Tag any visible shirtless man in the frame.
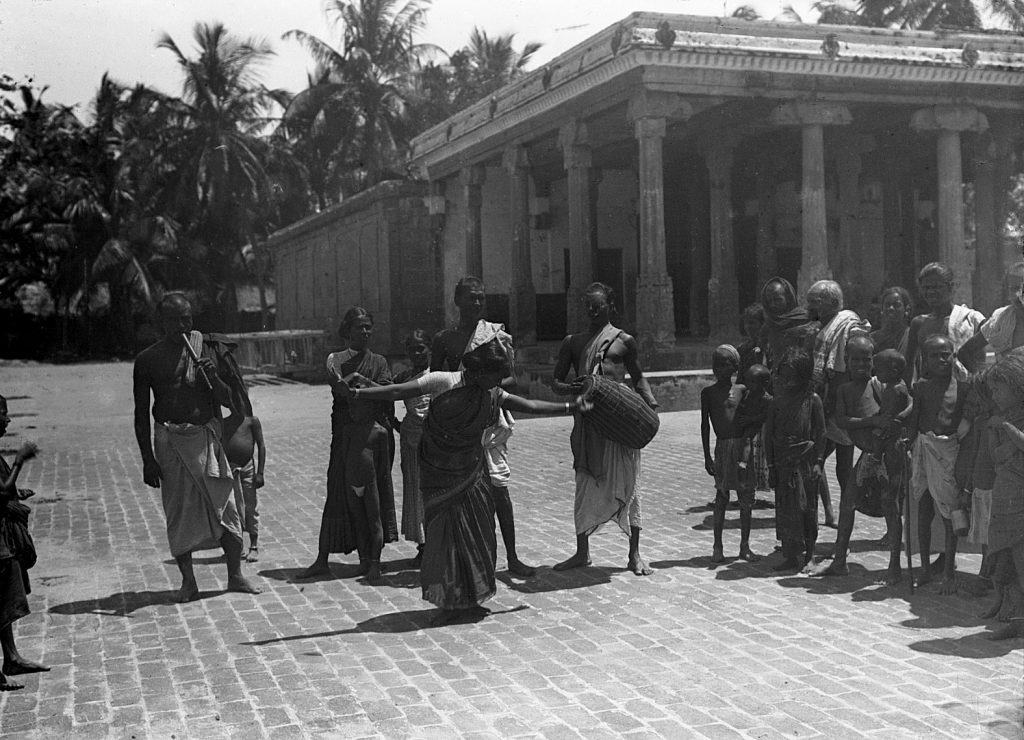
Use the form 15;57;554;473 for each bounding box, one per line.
133;294;261;602
431;276;536;578
906;334;971;594
551;282;658;576
904;262;985;379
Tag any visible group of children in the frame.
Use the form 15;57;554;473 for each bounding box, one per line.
701;264;1024;640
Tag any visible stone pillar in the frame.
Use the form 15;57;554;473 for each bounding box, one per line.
754;153;777;290
503;145;537;345
559;121;593;333
973;135;999;314
702;141;739;339
770;102;852;298
911;104;988;307
462;165;485;278
627;91;691;351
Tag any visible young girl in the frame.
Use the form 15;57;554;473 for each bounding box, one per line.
0;394;49;691
980;350;1024;639
764;347;826;572
392;330;432;565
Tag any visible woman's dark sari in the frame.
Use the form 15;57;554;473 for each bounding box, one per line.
418;384;502;610
319;350;398;557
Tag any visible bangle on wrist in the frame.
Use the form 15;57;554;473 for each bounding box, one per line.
352;387;360;399
565;401;571;412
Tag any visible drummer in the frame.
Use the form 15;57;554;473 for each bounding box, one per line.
551;282;659;576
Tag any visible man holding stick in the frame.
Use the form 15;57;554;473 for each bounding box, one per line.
133;294;260;602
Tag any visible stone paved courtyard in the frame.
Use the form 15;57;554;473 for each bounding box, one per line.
0;361;1021;739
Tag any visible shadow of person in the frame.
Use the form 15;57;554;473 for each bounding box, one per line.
646;555;773;580
241;605;531;645
163;555;227;566
259;562;365;583
908;631;1023;658
690;513;777;533
496;565;617;594
49;590;190;617
773;563;876;596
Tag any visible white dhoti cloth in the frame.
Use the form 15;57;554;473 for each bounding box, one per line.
574;440;642;537
154;421;242;557
968;489;992;546
910;432;960;519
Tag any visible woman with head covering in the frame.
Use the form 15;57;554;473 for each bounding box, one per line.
297;307;398;584
337;338;593;625
758;277;821;374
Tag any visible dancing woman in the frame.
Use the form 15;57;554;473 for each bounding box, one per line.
337;339;591;625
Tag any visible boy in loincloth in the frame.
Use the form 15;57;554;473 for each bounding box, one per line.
904;262;985;380
222;393;266;563
702;345;760;563
906;334;971;594
809;339;911;583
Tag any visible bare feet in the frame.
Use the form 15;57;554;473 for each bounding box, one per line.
711;545;725;564
508;560;537;578
772;557;800;572
823;519;837;529
295;561;330;580
365;562;383;584
411;547;424;569
881;567;902;587
176;582;200;603
738;547;760;562
245;547;259;563
356;560;371;576
985;620;1024;641
2;658;49;675
915;572;933;588
553;553;591;571
430;606;490;627
807;560;849;577
227;575;262;594
939;576;958;596
0;674;23;691
628;555;654;576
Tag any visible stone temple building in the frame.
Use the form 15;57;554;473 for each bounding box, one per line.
271;13;1024;365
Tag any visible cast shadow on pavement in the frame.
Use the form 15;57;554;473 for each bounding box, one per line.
689;513;776;532
907;631;1023;658
647;555;774;580
49;590;195;616
241;605;531;645
258;563;367;583
497;566;618;593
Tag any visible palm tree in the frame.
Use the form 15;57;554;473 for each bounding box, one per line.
155;21;281;326
285;0;436;189
460;27;541;101
813;0;1024;31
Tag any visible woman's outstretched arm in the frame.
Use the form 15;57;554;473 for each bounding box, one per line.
501;394;591;416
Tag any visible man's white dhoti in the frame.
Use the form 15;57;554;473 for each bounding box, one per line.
154;420;242;557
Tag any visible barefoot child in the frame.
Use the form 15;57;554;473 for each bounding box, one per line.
809;340;911;583
735;364;772;499
0;394;49;691
222;396;266;563
764;347;826;572
980;349;1024;639
701;345;759;562
392;330;432;565
906;334;971;594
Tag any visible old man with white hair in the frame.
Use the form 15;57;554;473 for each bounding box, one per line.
806;280;871;535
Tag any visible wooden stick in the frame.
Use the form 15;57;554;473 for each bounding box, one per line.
903;443;915;594
181;334;213;390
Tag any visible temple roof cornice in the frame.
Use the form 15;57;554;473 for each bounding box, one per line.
409;13;1024;180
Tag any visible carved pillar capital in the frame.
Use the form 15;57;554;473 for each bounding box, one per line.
769;101;852;127
627;90;693;123
559;121;592;171
910;104;988;134
502;145;530;173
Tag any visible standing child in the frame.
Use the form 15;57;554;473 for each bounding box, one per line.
392;330;431;566
979;349;1024;639
735;364;773;503
906;334;971;594
764;347;826;572
0;394;49;691
809;340;911;583
222;395;266;563
701;345;759;563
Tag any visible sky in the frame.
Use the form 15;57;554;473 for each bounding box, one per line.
0;0;818;114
